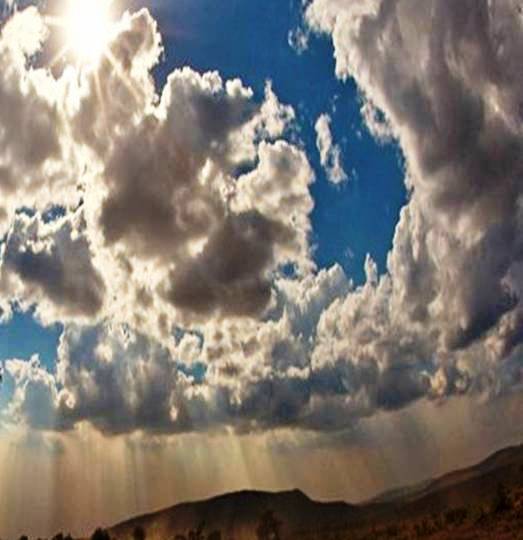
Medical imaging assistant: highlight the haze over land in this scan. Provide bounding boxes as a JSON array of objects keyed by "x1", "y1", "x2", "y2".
[{"x1": 17, "y1": 443, "x2": 523, "y2": 540}]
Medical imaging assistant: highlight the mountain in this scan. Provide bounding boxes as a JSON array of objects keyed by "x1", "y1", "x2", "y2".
[
  {"x1": 370, "y1": 443, "x2": 523, "y2": 516},
  {"x1": 107, "y1": 443, "x2": 523, "y2": 540},
  {"x1": 109, "y1": 489, "x2": 360, "y2": 540}
]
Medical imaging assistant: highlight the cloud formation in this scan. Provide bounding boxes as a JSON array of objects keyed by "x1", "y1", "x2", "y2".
[
  {"x1": 0, "y1": 6, "x2": 314, "y2": 328},
  {"x1": 303, "y1": 0, "x2": 523, "y2": 397},
  {"x1": 2, "y1": 0, "x2": 523, "y2": 436}
]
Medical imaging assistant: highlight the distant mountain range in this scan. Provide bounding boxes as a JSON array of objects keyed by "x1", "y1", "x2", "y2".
[
  {"x1": 107, "y1": 443, "x2": 523, "y2": 540},
  {"x1": 369, "y1": 443, "x2": 523, "y2": 515}
]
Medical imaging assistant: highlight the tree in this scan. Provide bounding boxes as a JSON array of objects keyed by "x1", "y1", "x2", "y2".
[
  {"x1": 491, "y1": 482, "x2": 511, "y2": 514},
  {"x1": 188, "y1": 522, "x2": 205, "y2": 540},
  {"x1": 133, "y1": 526, "x2": 145, "y2": 540},
  {"x1": 256, "y1": 510, "x2": 281, "y2": 540},
  {"x1": 91, "y1": 528, "x2": 111, "y2": 540}
]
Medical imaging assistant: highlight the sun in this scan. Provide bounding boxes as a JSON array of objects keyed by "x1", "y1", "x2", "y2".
[{"x1": 61, "y1": 0, "x2": 115, "y2": 67}]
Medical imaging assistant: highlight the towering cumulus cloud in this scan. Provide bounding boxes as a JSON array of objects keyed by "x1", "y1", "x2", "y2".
[
  {"x1": 305, "y1": 0, "x2": 523, "y2": 394},
  {"x1": 1, "y1": 0, "x2": 523, "y2": 436}
]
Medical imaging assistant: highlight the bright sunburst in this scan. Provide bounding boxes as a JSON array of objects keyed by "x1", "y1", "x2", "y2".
[
  {"x1": 64, "y1": 0, "x2": 113, "y2": 65},
  {"x1": 48, "y1": 0, "x2": 117, "y2": 68}
]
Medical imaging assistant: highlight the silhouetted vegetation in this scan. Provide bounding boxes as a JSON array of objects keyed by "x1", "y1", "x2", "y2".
[
  {"x1": 133, "y1": 526, "x2": 145, "y2": 540},
  {"x1": 206, "y1": 531, "x2": 221, "y2": 540},
  {"x1": 91, "y1": 528, "x2": 111, "y2": 540},
  {"x1": 256, "y1": 510, "x2": 281, "y2": 540},
  {"x1": 174, "y1": 521, "x2": 221, "y2": 540},
  {"x1": 444, "y1": 507, "x2": 468, "y2": 526},
  {"x1": 333, "y1": 481, "x2": 523, "y2": 539},
  {"x1": 491, "y1": 482, "x2": 512, "y2": 514}
]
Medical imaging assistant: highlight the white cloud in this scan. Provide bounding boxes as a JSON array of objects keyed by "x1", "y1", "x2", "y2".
[
  {"x1": 0, "y1": 7, "x2": 78, "y2": 232},
  {"x1": 304, "y1": 0, "x2": 523, "y2": 401},
  {"x1": 315, "y1": 113, "x2": 348, "y2": 184},
  {"x1": 4, "y1": 355, "x2": 67, "y2": 430},
  {"x1": 288, "y1": 27, "x2": 310, "y2": 55}
]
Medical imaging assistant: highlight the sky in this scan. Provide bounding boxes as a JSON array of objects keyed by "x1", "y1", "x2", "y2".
[{"x1": 0, "y1": 0, "x2": 523, "y2": 537}]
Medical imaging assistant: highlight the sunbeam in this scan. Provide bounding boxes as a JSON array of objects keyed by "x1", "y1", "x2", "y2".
[{"x1": 45, "y1": 0, "x2": 117, "y2": 69}]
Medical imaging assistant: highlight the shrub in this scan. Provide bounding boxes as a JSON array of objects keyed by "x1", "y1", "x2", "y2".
[
  {"x1": 385, "y1": 524, "x2": 399, "y2": 537},
  {"x1": 91, "y1": 528, "x2": 111, "y2": 540},
  {"x1": 491, "y1": 482, "x2": 512, "y2": 514},
  {"x1": 133, "y1": 527, "x2": 145, "y2": 540},
  {"x1": 444, "y1": 507, "x2": 468, "y2": 526}
]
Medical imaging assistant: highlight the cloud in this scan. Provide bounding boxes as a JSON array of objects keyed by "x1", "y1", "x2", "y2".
[
  {"x1": 288, "y1": 27, "x2": 310, "y2": 55},
  {"x1": 0, "y1": 5, "x2": 317, "y2": 435},
  {"x1": 2, "y1": 1, "x2": 523, "y2": 436},
  {"x1": 315, "y1": 113, "x2": 348, "y2": 184},
  {"x1": 0, "y1": 260, "x2": 514, "y2": 435},
  {"x1": 304, "y1": 0, "x2": 523, "y2": 372},
  {"x1": 93, "y1": 68, "x2": 313, "y2": 320},
  {"x1": 0, "y1": 6, "x2": 314, "y2": 330},
  {"x1": 0, "y1": 211, "x2": 105, "y2": 322},
  {"x1": 73, "y1": 17, "x2": 313, "y2": 324},
  {"x1": 0, "y1": 7, "x2": 76, "y2": 231},
  {"x1": 4, "y1": 355, "x2": 69, "y2": 430}
]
